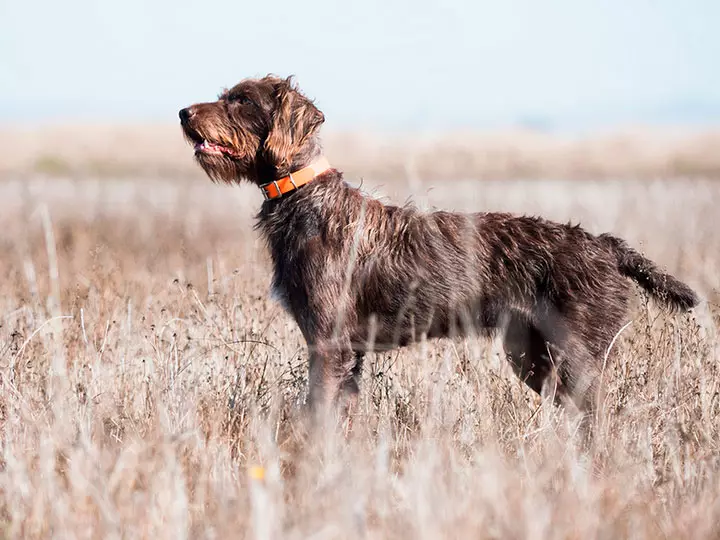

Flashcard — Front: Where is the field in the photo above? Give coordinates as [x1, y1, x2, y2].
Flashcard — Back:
[1, 128, 720, 538]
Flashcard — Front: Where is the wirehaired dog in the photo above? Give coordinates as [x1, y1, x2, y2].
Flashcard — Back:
[180, 75, 699, 419]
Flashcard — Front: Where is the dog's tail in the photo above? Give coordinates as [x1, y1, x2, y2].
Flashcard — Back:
[599, 233, 699, 311]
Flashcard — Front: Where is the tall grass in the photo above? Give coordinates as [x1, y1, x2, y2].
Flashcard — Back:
[0, 175, 718, 538]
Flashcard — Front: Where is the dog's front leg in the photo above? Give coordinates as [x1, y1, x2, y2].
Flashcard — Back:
[306, 337, 358, 417]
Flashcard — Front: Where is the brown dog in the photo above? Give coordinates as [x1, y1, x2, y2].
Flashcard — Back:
[180, 75, 699, 419]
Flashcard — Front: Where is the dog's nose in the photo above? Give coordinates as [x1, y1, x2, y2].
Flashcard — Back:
[179, 107, 194, 123]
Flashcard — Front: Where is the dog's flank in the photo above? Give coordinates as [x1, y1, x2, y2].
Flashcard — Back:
[180, 74, 699, 419]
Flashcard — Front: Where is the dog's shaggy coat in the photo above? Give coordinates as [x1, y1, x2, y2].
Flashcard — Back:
[180, 75, 699, 416]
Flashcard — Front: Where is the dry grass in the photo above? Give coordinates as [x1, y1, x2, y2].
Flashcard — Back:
[0, 172, 719, 539]
[3, 124, 720, 181]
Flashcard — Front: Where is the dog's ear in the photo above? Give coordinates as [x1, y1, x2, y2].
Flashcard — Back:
[263, 77, 325, 175]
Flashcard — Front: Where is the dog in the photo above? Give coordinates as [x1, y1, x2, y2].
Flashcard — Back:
[180, 74, 699, 420]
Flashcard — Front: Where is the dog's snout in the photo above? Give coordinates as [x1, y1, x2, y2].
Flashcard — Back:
[179, 107, 194, 123]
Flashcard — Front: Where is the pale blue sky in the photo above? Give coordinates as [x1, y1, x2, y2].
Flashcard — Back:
[2, 0, 719, 130]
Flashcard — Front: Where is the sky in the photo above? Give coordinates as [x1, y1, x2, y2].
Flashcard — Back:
[2, 0, 720, 131]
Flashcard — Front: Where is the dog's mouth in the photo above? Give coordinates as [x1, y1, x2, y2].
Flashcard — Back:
[182, 124, 241, 158]
[194, 140, 241, 158]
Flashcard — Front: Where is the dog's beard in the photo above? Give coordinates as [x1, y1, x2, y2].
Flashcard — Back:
[194, 152, 248, 184]
[182, 123, 259, 184]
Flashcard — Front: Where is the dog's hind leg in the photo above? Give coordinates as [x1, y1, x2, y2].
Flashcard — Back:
[503, 313, 599, 445]
[502, 311, 563, 401]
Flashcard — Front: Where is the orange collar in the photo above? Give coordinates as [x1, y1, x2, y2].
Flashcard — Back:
[260, 157, 331, 200]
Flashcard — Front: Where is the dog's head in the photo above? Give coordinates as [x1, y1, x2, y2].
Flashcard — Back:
[179, 75, 325, 185]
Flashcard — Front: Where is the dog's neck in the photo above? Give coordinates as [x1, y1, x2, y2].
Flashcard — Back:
[259, 156, 332, 200]
[255, 135, 324, 186]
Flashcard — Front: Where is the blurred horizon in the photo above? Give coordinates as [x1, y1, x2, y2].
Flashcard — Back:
[2, 0, 720, 133]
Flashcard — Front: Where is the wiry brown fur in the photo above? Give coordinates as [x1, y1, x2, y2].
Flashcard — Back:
[181, 75, 700, 420]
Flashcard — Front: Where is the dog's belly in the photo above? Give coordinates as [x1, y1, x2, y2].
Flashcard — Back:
[351, 303, 500, 352]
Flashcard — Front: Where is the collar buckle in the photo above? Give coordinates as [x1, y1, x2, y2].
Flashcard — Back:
[260, 179, 282, 200]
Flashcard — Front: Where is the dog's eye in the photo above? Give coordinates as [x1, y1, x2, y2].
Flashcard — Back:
[231, 95, 254, 107]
